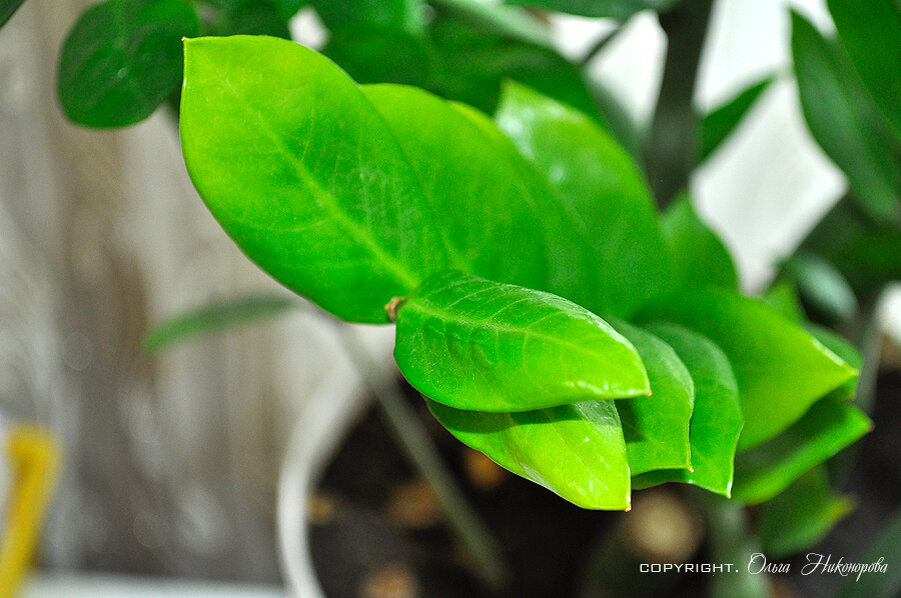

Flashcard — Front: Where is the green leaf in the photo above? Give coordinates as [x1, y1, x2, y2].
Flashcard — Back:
[791, 11, 901, 224]
[732, 394, 871, 504]
[205, 0, 306, 19]
[806, 323, 861, 400]
[427, 398, 631, 509]
[0, 0, 25, 29]
[505, 0, 679, 20]
[783, 252, 859, 324]
[700, 75, 774, 161]
[610, 320, 693, 475]
[58, 0, 199, 128]
[633, 323, 742, 497]
[495, 82, 671, 318]
[761, 278, 806, 323]
[216, 0, 292, 38]
[323, 23, 432, 86]
[643, 288, 858, 450]
[145, 294, 298, 352]
[827, 0, 901, 147]
[759, 466, 855, 558]
[836, 507, 901, 598]
[394, 271, 649, 412]
[661, 194, 738, 290]
[310, 0, 423, 35]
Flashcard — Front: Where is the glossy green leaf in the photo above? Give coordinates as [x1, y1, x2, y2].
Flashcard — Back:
[700, 75, 774, 161]
[323, 23, 432, 86]
[661, 194, 738, 290]
[428, 398, 631, 509]
[643, 288, 857, 450]
[216, 0, 291, 38]
[762, 278, 806, 323]
[495, 82, 671, 318]
[58, 0, 199, 128]
[395, 271, 649, 412]
[310, 0, 423, 35]
[0, 0, 24, 29]
[827, 0, 901, 146]
[610, 320, 693, 475]
[836, 507, 901, 598]
[806, 323, 861, 400]
[791, 11, 901, 224]
[759, 466, 855, 558]
[633, 323, 742, 496]
[505, 0, 679, 19]
[145, 294, 298, 352]
[732, 395, 871, 504]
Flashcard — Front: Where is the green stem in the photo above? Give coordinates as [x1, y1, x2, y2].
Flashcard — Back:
[333, 321, 509, 590]
[646, 0, 715, 209]
[580, 23, 626, 66]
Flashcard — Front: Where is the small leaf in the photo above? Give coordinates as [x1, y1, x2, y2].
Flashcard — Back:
[791, 11, 901, 224]
[643, 288, 858, 450]
[732, 395, 871, 505]
[495, 82, 671, 318]
[216, 0, 292, 38]
[661, 194, 738, 290]
[0, 0, 25, 29]
[633, 323, 742, 497]
[759, 466, 855, 559]
[428, 398, 631, 509]
[610, 320, 693, 475]
[836, 507, 901, 598]
[394, 271, 649, 412]
[58, 0, 199, 127]
[700, 75, 774, 161]
[783, 252, 859, 324]
[145, 294, 298, 352]
[505, 0, 679, 20]
[310, 0, 423, 35]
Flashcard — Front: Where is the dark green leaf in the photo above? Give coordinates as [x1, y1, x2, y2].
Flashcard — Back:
[633, 323, 742, 496]
[394, 271, 650, 412]
[205, 0, 305, 19]
[732, 395, 871, 504]
[145, 294, 298, 352]
[310, 0, 423, 35]
[611, 320, 693, 475]
[323, 23, 432, 86]
[505, 0, 679, 20]
[58, 0, 199, 127]
[700, 75, 774, 161]
[759, 466, 855, 558]
[661, 194, 738, 290]
[836, 507, 901, 598]
[791, 11, 901, 223]
[428, 398, 631, 509]
[643, 288, 858, 450]
[495, 82, 671, 318]
[0, 0, 24, 29]
[216, 0, 291, 38]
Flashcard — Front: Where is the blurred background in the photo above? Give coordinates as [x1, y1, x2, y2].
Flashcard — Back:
[0, 0, 898, 596]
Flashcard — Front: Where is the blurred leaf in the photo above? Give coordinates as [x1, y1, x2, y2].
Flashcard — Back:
[0, 0, 24, 29]
[643, 288, 858, 450]
[505, 0, 679, 19]
[661, 194, 738, 290]
[783, 251, 859, 324]
[323, 23, 432, 86]
[704, 498, 770, 598]
[828, 0, 901, 148]
[394, 271, 650, 412]
[611, 320, 693, 476]
[431, 0, 552, 46]
[205, 0, 305, 19]
[58, 0, 199, 127]
[700, 75, 774, 161]
[633, 323, 742, 497]
[836, 508, 901, 598]
[791, 11, 901, 224]
[310, 0, 423, 35]
[216, 0, 291, 37]
[762, 278, 806, 323]
[732, 395, 871, 504]
[145, 294, 297, 352]
[806, 323, 861, 400]
[428, 398, 631, 510]
[495, 82, 671, 318]
[759, 466, 855, 558]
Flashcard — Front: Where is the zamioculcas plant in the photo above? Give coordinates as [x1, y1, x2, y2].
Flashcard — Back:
[177, 34, 870, 511]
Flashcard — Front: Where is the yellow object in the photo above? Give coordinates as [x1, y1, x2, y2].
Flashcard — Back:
[0, 426, 60, 598]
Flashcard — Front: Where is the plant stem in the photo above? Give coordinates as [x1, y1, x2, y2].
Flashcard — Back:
[646, 0, 715, 209]
[580, 23, 626, 67]
[333, 321, 509, 590]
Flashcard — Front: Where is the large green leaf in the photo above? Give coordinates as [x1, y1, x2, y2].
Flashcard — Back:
[611, 321, 693, 475]
[633, 323, 742, 496]
[791, 11, 901, 223]
[806, 323, 861, 400]
[643, 288, 857, 450]
[58, 0, 199, 127]
[732, 395, 871, 504]
[394, 271, 649, 412]
[759, 466, 855, 558]
[700, 75, 774, 162]
[495, 82, 671, 318]
[661, 194, 738, 291]
[827, 0, 901, 147]
[428, 398, 631, 509]
[505, 0, 679, 19]
[310, 0, 423, 34]
[0, 0, 24, 29]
